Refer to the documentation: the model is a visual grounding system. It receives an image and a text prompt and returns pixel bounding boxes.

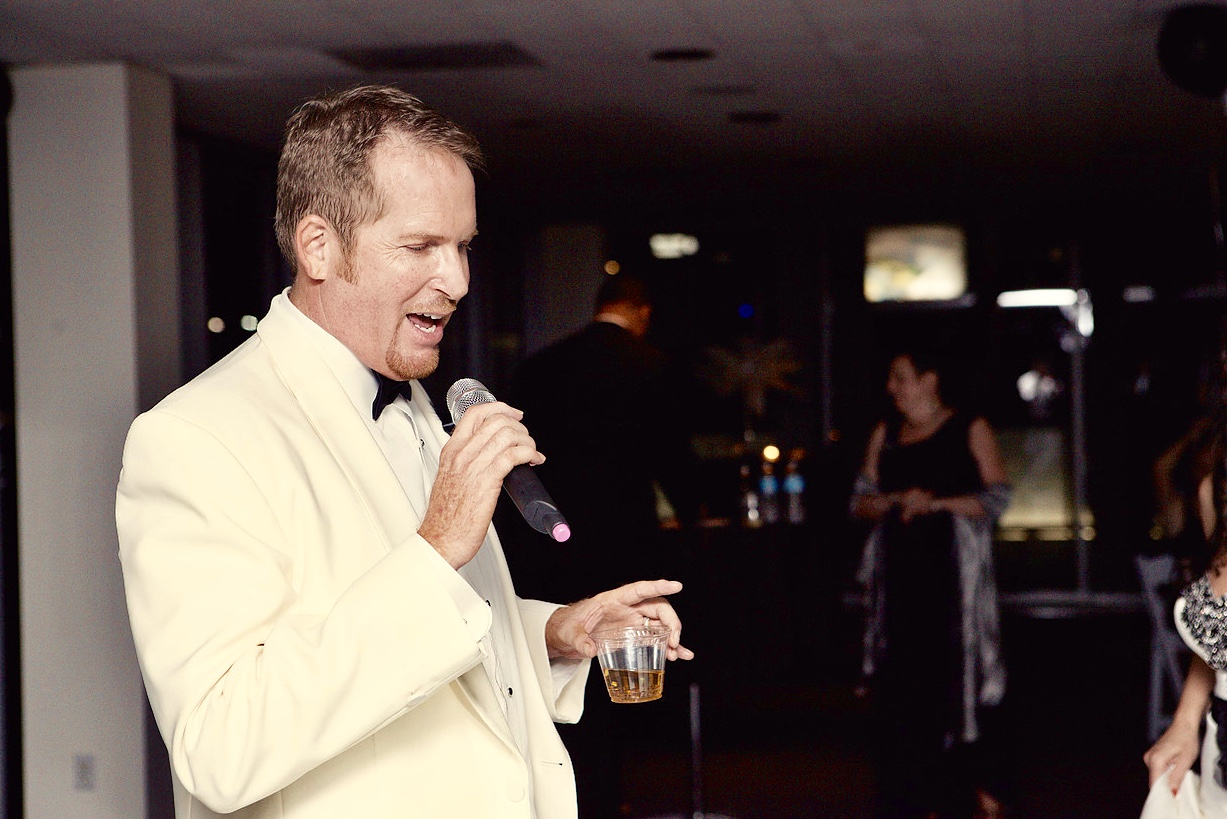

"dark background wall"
[183,125,1227,595]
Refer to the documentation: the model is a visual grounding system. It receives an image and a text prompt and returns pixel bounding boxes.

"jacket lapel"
[255,303,421,552]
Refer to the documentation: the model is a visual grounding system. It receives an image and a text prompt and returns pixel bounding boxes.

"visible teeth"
[408,313,440,333]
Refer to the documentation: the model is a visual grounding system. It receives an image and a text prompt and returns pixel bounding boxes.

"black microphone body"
[445,378,572,542]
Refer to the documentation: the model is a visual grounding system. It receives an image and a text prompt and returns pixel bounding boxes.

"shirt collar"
[593,312,633,332]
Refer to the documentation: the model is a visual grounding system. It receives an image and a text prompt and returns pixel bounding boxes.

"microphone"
[445,378,572,543]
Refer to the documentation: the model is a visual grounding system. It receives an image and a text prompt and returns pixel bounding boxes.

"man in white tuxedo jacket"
[116,85,693,819]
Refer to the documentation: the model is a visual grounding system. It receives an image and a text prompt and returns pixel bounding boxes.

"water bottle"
[739,463,761,527]
[759,461,780,525]
[783,453,806,525]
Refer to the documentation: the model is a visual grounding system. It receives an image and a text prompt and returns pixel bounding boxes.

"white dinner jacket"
[117,297,589,818]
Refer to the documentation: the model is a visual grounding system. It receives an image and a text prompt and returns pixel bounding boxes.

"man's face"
[309,134,477,380]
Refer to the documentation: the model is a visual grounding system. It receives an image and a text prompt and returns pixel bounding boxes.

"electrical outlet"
[72,754,95,792]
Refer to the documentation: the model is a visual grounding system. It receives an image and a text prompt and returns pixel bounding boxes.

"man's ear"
[294,214,336,282]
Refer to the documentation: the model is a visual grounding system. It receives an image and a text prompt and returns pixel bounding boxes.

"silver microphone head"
[446,378,497,423]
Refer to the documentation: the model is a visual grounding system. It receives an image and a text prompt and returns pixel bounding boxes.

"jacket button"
[505,781,525,802]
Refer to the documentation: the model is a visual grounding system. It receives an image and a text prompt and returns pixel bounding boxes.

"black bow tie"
[371,372,413,420]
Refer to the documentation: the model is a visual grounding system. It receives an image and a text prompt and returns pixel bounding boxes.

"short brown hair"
[273,84,484,271]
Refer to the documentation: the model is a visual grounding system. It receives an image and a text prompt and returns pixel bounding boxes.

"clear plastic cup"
[592,624,671,704]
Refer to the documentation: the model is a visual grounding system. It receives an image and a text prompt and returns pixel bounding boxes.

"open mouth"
[407,312,444,334]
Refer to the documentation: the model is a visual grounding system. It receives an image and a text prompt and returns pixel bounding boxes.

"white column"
[7,62,179,819]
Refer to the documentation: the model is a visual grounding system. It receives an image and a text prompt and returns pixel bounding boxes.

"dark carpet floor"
[608,607,1155,819]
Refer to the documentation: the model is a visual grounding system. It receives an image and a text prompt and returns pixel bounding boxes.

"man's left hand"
[544,579,695,662]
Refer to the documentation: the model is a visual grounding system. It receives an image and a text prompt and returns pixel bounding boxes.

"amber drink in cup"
[592,625,670,703]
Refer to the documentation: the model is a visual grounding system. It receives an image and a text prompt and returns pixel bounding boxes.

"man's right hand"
[418,400,543,568]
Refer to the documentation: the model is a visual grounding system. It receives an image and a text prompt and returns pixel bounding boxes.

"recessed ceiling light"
[651,47,714,62]
[728,110,780,125]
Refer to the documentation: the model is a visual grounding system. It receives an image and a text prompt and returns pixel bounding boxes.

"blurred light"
[603,260,621,275]
[998,287,1094,338]
[762,445,780,462]
[996,288,1077,308]
[737,303,754,319]
[1016,370,1060,403]
[1071,302,1094,337]
[649,233,699,259]
[207,317,225,333]
[1063,289,1094,337]
[240,314,258,331]
[1122,285,1156,303]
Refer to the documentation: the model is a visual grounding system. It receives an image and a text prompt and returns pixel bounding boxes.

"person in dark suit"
[505,273,701,818]
[508,273,699,599]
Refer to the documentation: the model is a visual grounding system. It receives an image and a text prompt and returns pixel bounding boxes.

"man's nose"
[437,247,470,302]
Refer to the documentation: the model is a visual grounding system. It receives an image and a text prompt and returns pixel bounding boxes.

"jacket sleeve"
[516,598,590,723]
[116,408,492,813]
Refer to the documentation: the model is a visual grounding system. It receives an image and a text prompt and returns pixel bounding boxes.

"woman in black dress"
[852,348,1012,818]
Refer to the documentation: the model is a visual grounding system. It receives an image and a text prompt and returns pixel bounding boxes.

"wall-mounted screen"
[864,223,967,303]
